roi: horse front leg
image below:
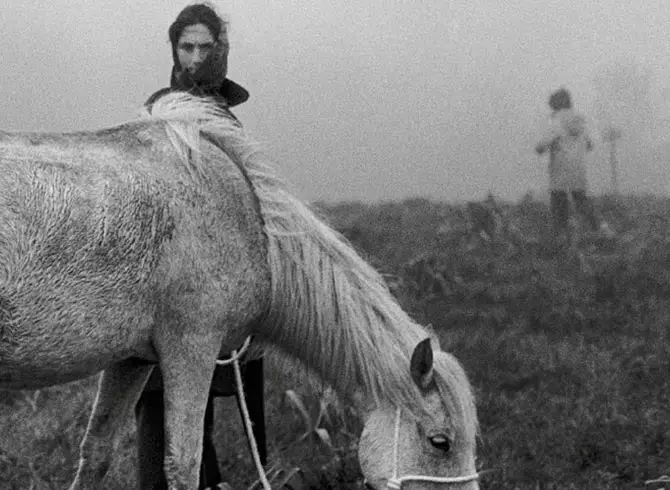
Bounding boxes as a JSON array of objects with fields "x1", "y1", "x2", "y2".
[
  {"x1": 156, "y1": 331, "x2": 221, "y2": 490},
  {"x1": 68, "y1": 359, "x2": 153, "y2": 490}
]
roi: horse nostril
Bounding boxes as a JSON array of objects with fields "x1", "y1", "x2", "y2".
[{"x1": 364, "y1": 481, "x2": 377, "y2": 490}]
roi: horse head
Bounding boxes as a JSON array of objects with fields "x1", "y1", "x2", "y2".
[{"x1": 358, "y1": 338, "x2": 479, "y2": 489}]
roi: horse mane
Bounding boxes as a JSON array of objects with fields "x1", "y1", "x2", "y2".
[{"x1": 145, "y1": 93, "x2": 476, "y2": 431}]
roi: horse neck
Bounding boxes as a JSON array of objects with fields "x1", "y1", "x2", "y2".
[{"x1": 248, "y1": 177, "x2": 427, "y2": 413}]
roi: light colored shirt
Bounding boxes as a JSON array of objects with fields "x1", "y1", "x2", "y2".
[{"x1": 535, "y1": 108, "x2": 593, "y2": 191}]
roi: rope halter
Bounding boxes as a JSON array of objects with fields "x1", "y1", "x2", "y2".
[{"x1": 386, "y1": 407, "x2": 479, "y2": 489}]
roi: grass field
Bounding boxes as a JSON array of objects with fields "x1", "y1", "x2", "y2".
[{"x1": 1, "y1": 194, "x2": 669, "y2": 489}]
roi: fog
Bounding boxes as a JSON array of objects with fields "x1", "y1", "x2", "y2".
[{"x1": 2, "y1": 1, "x2": 670, "y2": 203}]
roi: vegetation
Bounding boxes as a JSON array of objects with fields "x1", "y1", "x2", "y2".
[{"x1": 1, "y1": 194, "x2": 669, "y2": 489}]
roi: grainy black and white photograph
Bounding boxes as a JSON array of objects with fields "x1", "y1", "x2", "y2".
[{"x1": 1, "y1": 1, "x2": 670, "y2": 489}]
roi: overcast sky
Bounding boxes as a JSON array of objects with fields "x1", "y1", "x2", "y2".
[{"x1": 2, "y1": 1, "x2": 670, "y2": 203}]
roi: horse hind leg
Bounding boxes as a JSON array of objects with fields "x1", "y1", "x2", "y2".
[{"x1": 68, "y1": 360, "x2": 154, "y2": 490}]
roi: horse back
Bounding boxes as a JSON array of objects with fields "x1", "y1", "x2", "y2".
[{"x1": 0, "y1": 121, "x2": 270, "y2": 387}]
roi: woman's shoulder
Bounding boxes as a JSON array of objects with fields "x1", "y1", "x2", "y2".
[
  {"x1": 217, "y1": 79, "x2": 250, "y2": 107},
  {"x1": 145, "y1": 79, "x2": 249, "y2": 109}
]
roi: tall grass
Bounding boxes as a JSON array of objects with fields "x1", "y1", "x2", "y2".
[{"x1": 1, "y1": 194, "x2": 669, "y2": 488}]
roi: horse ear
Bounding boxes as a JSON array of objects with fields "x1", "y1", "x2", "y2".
[
  {"x1": 424, "y1": 324, "x2": 441, "y2": 351},
  {"x1": 410, "y1": 338, "x2": 434, "y2": 390}
]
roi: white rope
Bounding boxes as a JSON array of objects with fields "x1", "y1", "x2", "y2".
[
  {"x1": 215, "y1": 336, "x2": 252, "y2": 366},
  {"x1": 389, "y1": 407, "x2": 402, "y2": 489},
  {"x1": 646, "y1": 475, "x2": 670, "y2": 486},
  {"x1": 216, "y1": 337, "x2": 271, "y2": 490},
  {"x1": 386, "y1": 408, "x2": 479, "y2": 489}
]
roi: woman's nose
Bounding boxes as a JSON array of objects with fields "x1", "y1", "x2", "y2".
[{"x1": 191, "y1": 49, "x2": 205, "y2": 64}]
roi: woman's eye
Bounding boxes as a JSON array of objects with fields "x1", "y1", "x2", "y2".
[{"x1": 429, "y1": 434, "x2": 451, "y2": 452}]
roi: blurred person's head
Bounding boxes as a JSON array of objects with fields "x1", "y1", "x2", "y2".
[{"x1": 549, "y1": 88, "x2": 572, "y2": 111}]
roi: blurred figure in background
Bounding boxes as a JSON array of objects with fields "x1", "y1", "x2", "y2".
[{"x1": 535, "y1": 88, "x2": 610, "y2": 239}]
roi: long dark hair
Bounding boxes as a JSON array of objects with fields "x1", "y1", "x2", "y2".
[{"x1": 169, "y1": 3, "x2": 226, "y2": 46}]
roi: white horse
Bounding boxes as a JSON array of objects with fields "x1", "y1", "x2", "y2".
[{"x1": 0, "y1": 93, "x2": 479, "y2": 489}]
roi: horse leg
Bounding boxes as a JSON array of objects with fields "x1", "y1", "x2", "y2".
[
  {"x1": 69, "y1": 359, "x2": 153, "y2": 490},
  {"x1": 156, "y1": 330, "x2": 221, "y2": 490}
]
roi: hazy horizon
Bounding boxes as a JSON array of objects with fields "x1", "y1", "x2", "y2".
[{"x1": 2, "y1": 1, "x2": 670, "y2": 204}]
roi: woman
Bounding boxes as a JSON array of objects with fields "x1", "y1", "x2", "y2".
[
  {"x1": 146, "y1": 3, "x2": 249, "y2": 113},
  {"x1": 138, "y1": 4, "x2": 266, "y2": 489}
]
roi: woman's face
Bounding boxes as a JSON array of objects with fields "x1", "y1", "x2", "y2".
[{"x1": 176, "y1": 23, "x2": 216, "y2": 75}]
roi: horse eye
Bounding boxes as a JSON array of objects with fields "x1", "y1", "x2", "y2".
[{"x1": 429, "y1": 434, "x2": 451, "y2": 452}]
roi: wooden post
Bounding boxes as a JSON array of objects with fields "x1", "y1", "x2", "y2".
[
  {"x1": 609, "y1": 139, "x2": 618, "y2": 194},
  {"x1": 603, "y1": 127, "x2": 622, "y2": 195}
]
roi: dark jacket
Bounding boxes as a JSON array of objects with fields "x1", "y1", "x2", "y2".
[{"x1": 145, "y1": 76, "x2": 250, "y2": 111}]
